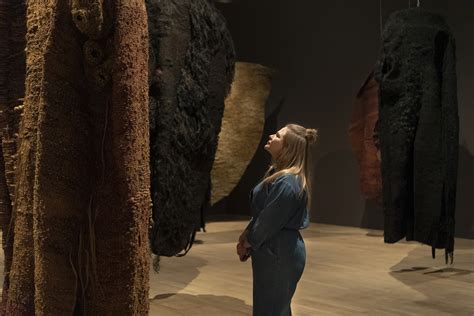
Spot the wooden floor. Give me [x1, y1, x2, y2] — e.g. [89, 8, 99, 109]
[1, 221, 473, 315]
[149, 221, 474, 316]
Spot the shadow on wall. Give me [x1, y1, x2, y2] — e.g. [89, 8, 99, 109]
[455, 144, 474, 239]
[312, 149, 365, 226]
[208, 98, 284, 217]
[360, 199, 384, 231]
[360, 200, 383, 230]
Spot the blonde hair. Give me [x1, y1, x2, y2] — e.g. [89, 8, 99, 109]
[263, 123, 318, 206]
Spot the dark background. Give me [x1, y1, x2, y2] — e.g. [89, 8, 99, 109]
[210, 0, 474, 239]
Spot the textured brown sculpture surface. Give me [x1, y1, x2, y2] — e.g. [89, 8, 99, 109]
[1, 0, 150, 314]
[0, 0, 30, 314]
[211, 62, 274, 205]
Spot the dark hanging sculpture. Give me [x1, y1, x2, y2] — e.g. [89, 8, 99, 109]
[147, 0, 235, 256]
[375, 8, 459, 262]
[348, 70, 382, 202]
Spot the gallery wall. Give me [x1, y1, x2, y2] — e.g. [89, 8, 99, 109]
[211, 0, 474, 239]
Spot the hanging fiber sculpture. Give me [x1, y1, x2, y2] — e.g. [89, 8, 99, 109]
[375, 8, 459, 263]
[1, 0, 151, 314]
[211, 62, 274, 206]
[348, 70, 382, 202]
[0, 0, 26, 313]
[147, 0, 235, 257]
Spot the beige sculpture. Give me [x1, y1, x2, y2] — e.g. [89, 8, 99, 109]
[211, 62, 274, 205]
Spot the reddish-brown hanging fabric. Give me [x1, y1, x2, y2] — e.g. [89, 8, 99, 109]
[348, 70, 382, 201]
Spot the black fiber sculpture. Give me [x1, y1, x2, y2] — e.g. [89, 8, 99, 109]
[147, 0, 235, 256]
[375, 8, 458, 262]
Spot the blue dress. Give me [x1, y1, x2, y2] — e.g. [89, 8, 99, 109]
[246, 173, 309, 316]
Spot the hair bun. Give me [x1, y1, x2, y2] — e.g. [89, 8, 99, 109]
[305, 128, 318, 144]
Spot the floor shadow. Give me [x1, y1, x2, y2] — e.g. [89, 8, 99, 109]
[389, 242, 474, 315]
[422, 267, 473, 277]
[153, 293, 176, 300]
[391, 266, 430, 273]
[150, 293, 252, 315]
[365, 231, 384, 237]
[149, 255, 208, 295]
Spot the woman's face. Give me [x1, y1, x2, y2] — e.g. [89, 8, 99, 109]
[264, 127, 287, 159]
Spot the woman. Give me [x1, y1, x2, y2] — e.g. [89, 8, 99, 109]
[237, 123, 318, 316]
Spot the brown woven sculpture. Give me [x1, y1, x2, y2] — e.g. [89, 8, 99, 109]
[0, 0, 26, 312]
[348, 71, 382, 202]
[1, 1, 150, 314]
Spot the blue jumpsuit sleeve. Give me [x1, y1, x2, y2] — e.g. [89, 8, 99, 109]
[246, 217, 255, 230]
[246, 177, 299, 250]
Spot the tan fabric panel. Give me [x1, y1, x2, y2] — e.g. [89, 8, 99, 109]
[211, 62, 274, 205]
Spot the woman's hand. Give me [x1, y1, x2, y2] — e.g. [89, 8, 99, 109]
[242, 238, 252, 249]
[236, 241, 250, 262]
